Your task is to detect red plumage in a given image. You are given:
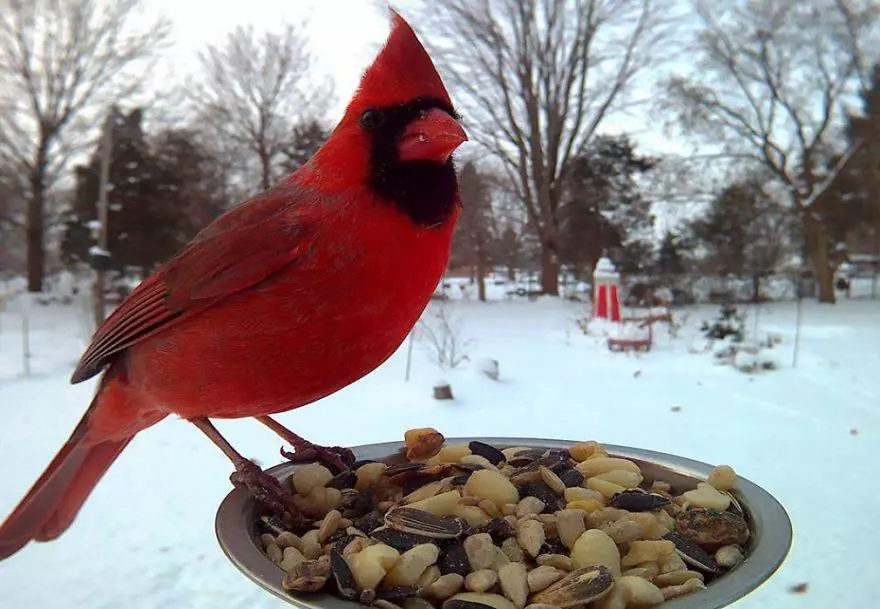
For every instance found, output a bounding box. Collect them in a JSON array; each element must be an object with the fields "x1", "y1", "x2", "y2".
[{"x1": 0, "y1": 11, "x2": 466, "y2": 560}]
